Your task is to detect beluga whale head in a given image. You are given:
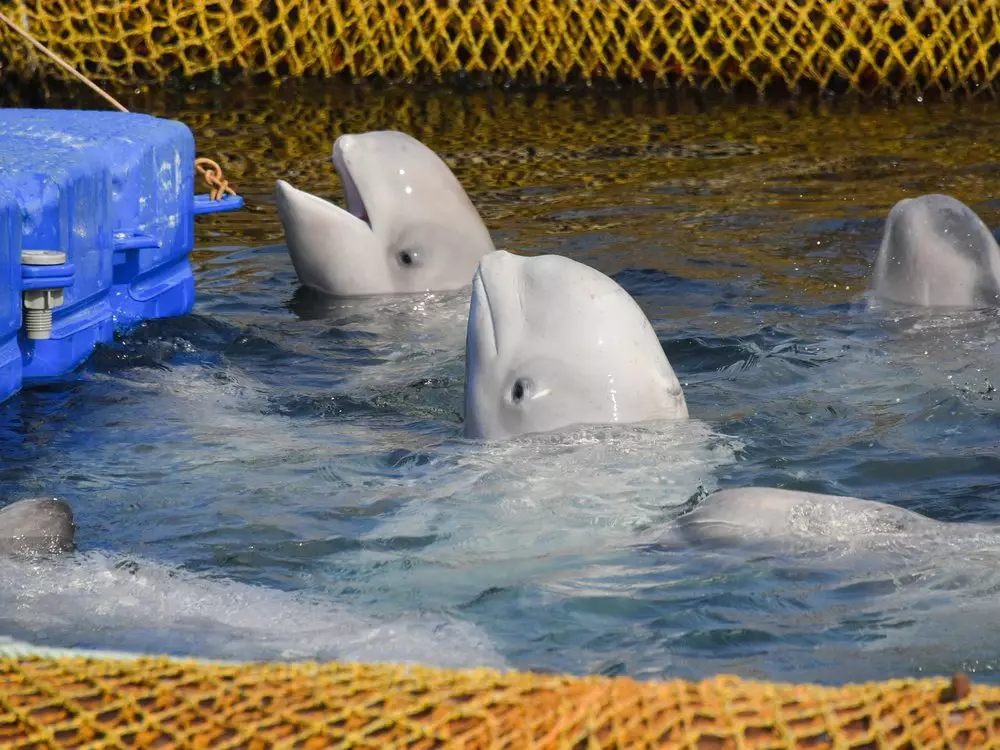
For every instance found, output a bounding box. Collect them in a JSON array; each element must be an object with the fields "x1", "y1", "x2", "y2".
[
  {"x1": 274, "y1": 130, "x2": 496, "y2": 297},
  {"x1": 463, "y1": 250, "x2": 689, "y2": 440},
  {"x1": 870, "y1": 193, "x2": 1000, "y2": 309}
]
